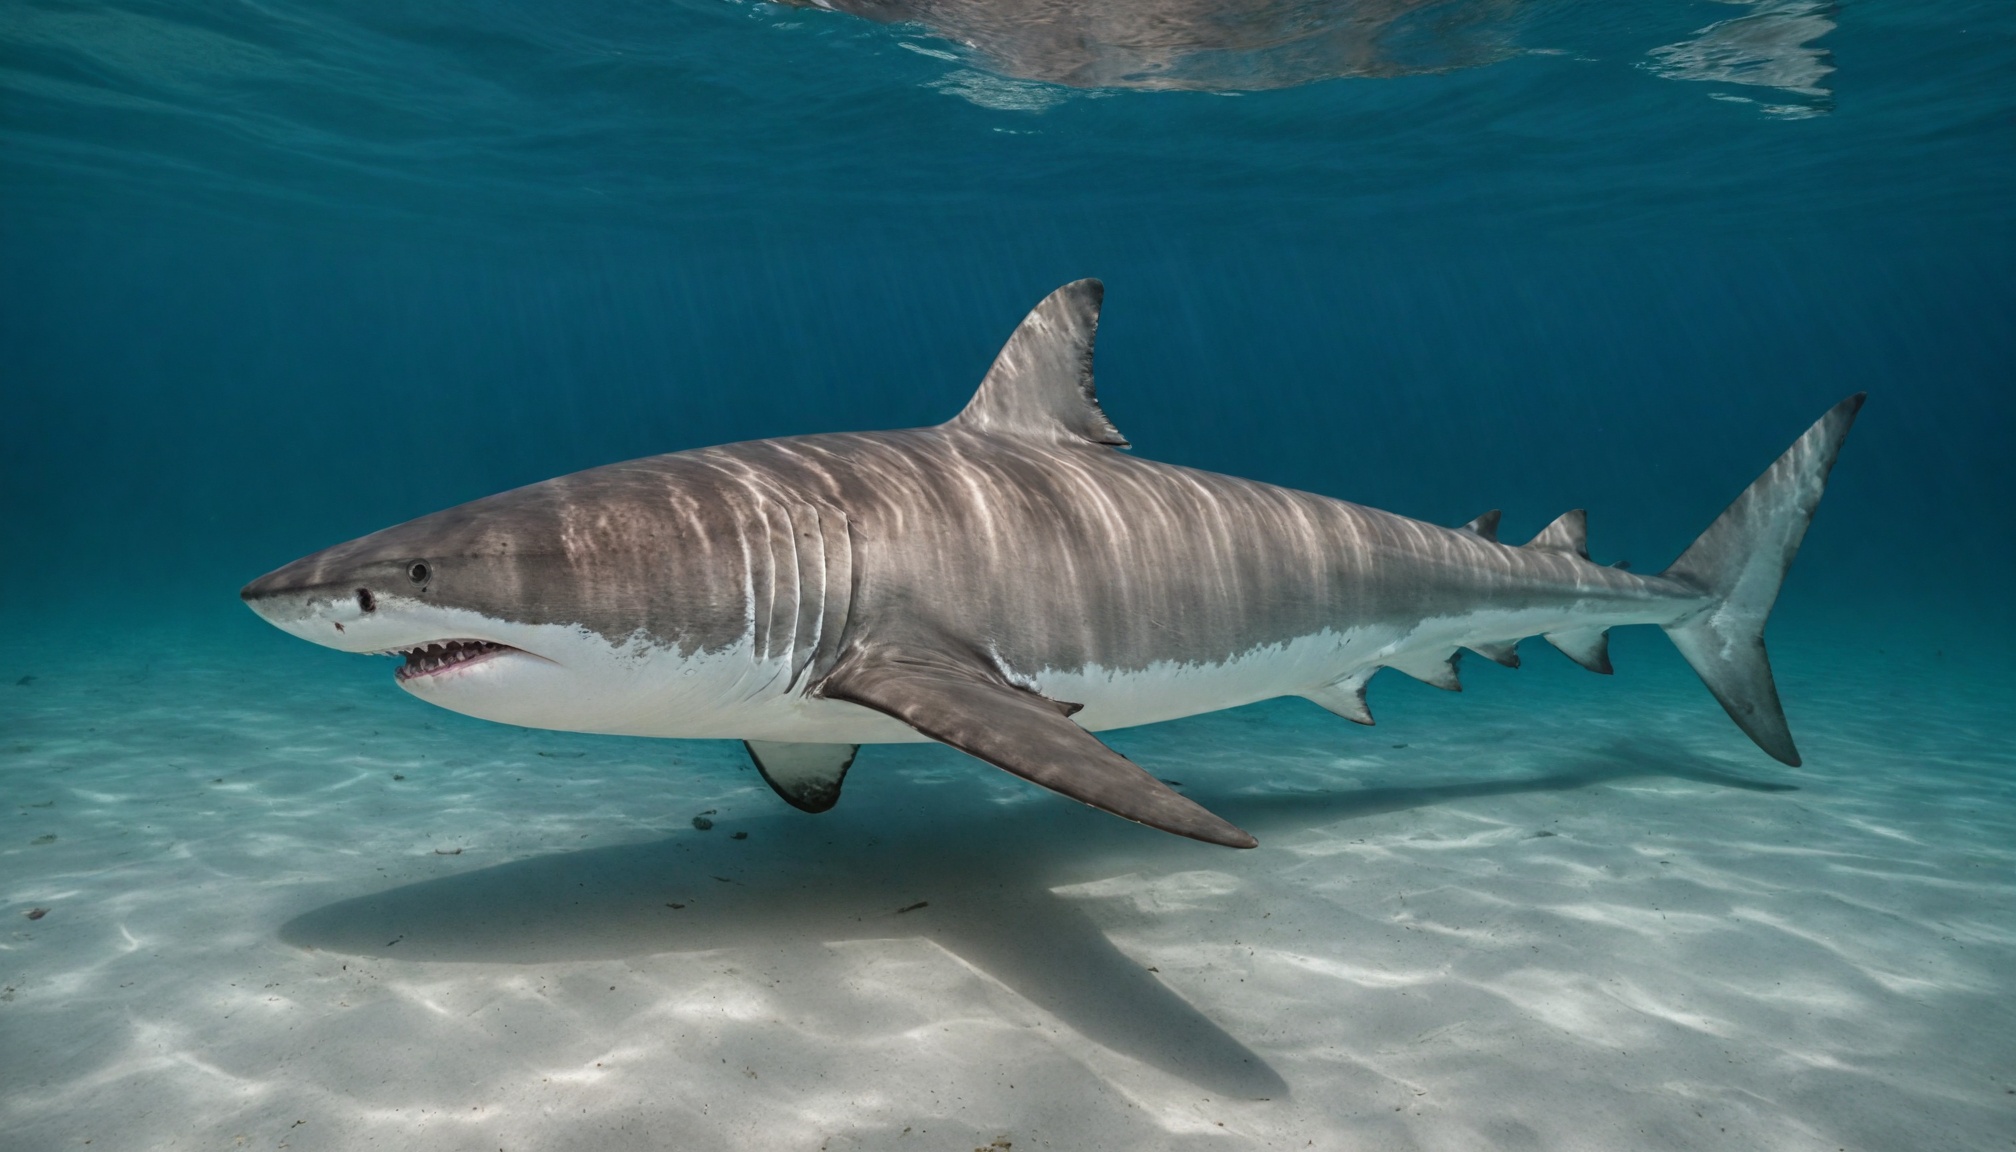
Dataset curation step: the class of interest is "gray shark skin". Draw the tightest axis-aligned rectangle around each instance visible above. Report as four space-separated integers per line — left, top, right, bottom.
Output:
776 0 1521 91
243 279 1863 850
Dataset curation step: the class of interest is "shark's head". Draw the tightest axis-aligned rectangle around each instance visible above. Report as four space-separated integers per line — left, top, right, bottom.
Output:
239 469 759 734
240 493 574 707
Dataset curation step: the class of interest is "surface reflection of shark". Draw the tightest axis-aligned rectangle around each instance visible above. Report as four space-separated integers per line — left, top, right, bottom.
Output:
781 0 1521 90
282 748 1790 1097
1646 0 1835 114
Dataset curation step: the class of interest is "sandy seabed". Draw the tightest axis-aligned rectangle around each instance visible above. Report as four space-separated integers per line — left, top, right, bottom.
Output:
3 613 2012 1152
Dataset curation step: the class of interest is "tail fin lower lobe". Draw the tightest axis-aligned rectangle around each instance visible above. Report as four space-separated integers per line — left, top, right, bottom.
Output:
1660 394 1865 766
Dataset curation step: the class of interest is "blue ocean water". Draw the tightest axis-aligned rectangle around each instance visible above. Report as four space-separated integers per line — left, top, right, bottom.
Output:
3 2 2013 1148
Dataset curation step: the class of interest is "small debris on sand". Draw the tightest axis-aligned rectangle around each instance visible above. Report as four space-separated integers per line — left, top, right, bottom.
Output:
392 774 406 781
1159 779 1184 787
730 831 748 840
1391 744 1409 749
692 816 714 831
665 902 685 910
25 908 48 920
1531 830 1557 838
433 847 462 855
31 835 56 845
897 901 929 914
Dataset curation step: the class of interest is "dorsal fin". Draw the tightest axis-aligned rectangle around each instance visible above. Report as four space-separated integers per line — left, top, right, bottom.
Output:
1458 510 1502 542
950 279 1130 448
1523 509 1589 559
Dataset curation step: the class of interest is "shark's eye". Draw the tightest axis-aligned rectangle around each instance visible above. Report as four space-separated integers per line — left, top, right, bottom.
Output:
356 588 376 613
408 561 431 584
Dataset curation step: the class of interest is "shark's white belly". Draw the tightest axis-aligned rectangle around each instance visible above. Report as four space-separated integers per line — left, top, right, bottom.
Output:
644 600 1686 741
353 591 1695 745
1034 598 1689 732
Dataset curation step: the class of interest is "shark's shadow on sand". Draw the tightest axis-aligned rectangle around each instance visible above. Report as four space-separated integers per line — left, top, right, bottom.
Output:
282 745 1791 1098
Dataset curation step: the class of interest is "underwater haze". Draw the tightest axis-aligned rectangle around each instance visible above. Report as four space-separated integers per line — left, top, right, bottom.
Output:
3 1 2014 1149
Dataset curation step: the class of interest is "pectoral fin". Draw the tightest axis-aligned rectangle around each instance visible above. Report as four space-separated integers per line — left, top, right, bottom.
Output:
814 645 1257 848
744 740 859 813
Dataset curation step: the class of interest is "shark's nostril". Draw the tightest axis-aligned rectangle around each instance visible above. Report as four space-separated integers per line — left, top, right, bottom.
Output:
357 588 376 613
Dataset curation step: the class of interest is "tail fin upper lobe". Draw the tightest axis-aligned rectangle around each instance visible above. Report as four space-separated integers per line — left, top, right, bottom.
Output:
1660 394 1865 766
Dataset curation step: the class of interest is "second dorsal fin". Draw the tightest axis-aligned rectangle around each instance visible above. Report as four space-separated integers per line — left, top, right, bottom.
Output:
1457 510 1502 542
1523 509 1589 559
950 279 1130 448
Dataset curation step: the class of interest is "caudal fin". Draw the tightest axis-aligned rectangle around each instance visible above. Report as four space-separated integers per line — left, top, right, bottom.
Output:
1660 394 1865 766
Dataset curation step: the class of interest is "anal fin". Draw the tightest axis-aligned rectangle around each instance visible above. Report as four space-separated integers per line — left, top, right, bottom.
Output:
745 740 859 813
1467 639 1521 668
1543 628 1613 675
1302 672 1374 724
814 644 1255 848
1386 648 1462 691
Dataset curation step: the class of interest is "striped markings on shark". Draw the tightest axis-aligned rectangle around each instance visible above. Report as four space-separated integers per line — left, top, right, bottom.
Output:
242 280 1862 849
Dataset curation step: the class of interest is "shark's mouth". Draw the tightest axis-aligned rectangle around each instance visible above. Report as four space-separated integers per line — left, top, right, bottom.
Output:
393 639 517 682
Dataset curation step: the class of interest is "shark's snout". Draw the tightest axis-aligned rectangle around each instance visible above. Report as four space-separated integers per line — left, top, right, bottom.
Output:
240 537 558 705
241 548 425 605
240 568 303 609
240 574 380 649
240 537 446 651
240 533 450 640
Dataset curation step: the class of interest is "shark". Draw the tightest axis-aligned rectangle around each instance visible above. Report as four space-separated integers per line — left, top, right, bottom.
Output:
242 279 1862 850
774 0 1521 91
